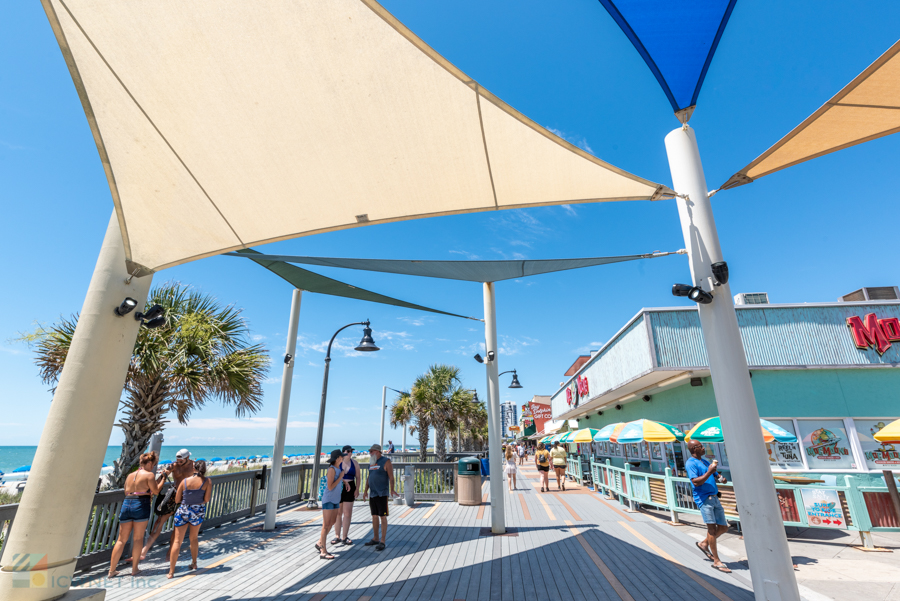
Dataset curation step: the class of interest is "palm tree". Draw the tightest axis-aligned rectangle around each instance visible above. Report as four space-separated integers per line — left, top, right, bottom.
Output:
389 390 431 461
28 282 269 487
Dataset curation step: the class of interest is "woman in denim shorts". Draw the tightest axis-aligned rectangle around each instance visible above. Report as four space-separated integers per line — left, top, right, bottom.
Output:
316 450 346 560
167 461 211 578
109 452 163 578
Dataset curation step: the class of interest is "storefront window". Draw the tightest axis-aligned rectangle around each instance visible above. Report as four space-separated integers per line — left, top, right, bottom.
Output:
650 443 663 461
609 442 620 456
764 419 804 469
797 419 856 470
855 419 900 470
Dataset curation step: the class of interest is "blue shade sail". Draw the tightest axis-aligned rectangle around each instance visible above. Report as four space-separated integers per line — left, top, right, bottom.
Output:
598 0 737 118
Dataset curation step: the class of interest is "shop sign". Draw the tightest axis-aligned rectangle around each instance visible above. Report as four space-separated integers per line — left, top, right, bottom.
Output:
846 313 900 355
799 488 846 529
769 441 803 467
803 427 850 462
508 426 520 432
857 420 900 469
566 376 590 406
521 403 533 417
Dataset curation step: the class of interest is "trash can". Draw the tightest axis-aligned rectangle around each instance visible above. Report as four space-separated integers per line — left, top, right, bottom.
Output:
457 457 482 506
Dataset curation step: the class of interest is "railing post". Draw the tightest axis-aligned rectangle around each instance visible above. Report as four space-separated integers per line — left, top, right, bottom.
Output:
622 463 632 509
249 471 260 517
664 467 681 525
846 475 875 548
404 465 415 507
606 460 616 500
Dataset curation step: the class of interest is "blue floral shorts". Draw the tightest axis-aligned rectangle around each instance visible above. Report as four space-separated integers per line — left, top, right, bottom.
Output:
173 503 206 527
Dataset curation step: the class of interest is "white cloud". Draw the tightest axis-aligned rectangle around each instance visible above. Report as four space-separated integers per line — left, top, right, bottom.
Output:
449 250 480 260
398 316 427 327
546 127 594 154
251 334 267 342
560 205 577 216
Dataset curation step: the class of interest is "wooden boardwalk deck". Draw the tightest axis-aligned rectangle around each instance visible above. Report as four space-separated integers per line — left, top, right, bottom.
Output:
72 466 757 601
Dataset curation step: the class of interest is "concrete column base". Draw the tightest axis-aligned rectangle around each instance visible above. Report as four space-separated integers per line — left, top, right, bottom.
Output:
55 589 106 601
0 560 89 601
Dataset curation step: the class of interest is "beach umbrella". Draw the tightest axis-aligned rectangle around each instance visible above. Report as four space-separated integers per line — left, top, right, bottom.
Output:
615 420 685 444
196 458 207 462
12 466 31 473
593 423 626 442
236 456 247 460
571 428 601 443
872 418 900 445
262 455 269 458
159 460 172 465
226 456 235 460
101 463 108 467
211 457 223 462
559 431 578 443
686 417 797 443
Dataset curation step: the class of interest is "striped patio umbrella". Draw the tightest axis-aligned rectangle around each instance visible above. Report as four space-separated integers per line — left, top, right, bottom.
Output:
686 417 797 443
593 423 627 442
571 428 601 443
558 431 577 443
615 419 685 444
873 418 900 445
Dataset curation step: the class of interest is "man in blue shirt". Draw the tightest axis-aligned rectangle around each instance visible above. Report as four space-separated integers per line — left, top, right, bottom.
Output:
686 440 731 573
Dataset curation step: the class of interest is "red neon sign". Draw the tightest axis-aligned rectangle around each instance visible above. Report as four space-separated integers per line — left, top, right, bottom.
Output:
846 313 900 355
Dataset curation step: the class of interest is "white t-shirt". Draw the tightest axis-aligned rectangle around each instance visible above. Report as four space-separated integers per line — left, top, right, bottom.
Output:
517 446 525 457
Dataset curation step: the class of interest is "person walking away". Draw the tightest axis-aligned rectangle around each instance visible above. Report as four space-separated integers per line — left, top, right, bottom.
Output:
167 461 212 577
550 442 567 491
504 446 518 491
686 440 731 573
387 440 395 454
333 445 360 545
109 452 162 577
517 444 526 466
316 450 346 560
143 448 194 559
362 444 397 551
535 443 551 492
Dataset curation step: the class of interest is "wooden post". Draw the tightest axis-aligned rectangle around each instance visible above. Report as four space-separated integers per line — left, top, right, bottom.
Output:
249 471 260 517
883 470 900 524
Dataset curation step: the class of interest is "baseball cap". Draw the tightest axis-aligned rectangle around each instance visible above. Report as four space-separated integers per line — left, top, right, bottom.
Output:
341 445 355 454
328 449 343 465
369 444 382 453
176 449 191 460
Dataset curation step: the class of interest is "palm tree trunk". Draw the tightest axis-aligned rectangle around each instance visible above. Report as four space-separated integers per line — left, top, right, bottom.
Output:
416 419 429 462
434 422 447 462
111 379 168 488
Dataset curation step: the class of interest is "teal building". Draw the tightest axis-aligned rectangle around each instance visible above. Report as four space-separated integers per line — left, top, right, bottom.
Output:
550 291 900 477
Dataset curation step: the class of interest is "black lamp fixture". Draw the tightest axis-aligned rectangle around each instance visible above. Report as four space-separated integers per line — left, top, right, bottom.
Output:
690 377 703 387
473 353 484 364
354 322 380 351
642 395 651 403
597 410 603 416
499 369 523 389
134 304 166 329
114 297 138 317
615 404 622 410
672 283 713 304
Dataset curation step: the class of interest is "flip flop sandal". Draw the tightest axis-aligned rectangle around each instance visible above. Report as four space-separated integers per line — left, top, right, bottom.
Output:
331 538 342 545
695 541 713 561
315 543 321 551
343 538 353 545
320 553 336 560
376 543 386 551
711 564 732 573
364 540 379 546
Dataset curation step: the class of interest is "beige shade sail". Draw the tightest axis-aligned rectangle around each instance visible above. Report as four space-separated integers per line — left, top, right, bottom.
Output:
43 0 673 276
722 38 900 190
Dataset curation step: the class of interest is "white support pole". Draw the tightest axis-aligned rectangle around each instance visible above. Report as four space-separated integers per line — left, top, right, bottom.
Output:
402 425 407 452
665 125 800 601
0 213 152 600
380 385 387 450
264 288 302 531
483 282 505 534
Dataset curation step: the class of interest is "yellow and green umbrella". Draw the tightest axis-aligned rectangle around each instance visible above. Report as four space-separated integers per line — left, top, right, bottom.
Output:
614 419 685 444
570 428 601 443
686 417 797 443
873 418 900 445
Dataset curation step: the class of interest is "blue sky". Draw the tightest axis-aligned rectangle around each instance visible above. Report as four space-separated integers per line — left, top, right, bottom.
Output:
2 1 899 447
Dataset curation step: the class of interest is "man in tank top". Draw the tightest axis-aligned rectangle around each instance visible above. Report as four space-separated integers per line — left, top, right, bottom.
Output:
361 444 397 551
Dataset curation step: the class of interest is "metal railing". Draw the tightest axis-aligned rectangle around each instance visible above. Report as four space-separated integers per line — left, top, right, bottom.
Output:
0 461 457 569
590 458 900 548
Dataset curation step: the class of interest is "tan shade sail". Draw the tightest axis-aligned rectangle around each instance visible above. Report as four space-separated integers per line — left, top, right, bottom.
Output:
43 0 673 276
722 39 900 190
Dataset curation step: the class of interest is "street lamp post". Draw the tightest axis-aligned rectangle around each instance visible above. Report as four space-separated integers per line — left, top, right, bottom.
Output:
383 387 406 451
307 321 380 509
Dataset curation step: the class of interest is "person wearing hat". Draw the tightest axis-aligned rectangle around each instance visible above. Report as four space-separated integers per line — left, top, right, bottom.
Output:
316 449 347 560
332 445 360 546
142 448 193 560
361 444 397 551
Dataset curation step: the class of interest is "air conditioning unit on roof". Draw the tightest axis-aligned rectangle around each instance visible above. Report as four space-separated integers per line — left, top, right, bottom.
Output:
734 292 769 305
840 287 900 302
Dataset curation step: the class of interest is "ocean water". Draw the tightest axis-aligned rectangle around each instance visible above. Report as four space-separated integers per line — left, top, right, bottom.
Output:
0 445 373 475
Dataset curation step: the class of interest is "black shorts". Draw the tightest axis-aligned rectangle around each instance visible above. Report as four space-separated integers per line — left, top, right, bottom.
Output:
155 488 177 516
553 464 566 471
369 495 389 517
341 481 357 503
537 465 549 472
